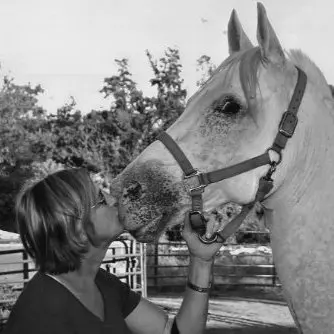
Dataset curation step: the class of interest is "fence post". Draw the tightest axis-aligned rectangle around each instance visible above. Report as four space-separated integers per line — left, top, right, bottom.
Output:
111 247 116 274
141 243 147 298
130 240 136 289
272 265 277 286
154 243 159 290
123 241 130 286
22 250 29 287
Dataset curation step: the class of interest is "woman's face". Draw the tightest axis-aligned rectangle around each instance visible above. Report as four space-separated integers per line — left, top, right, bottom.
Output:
90 186 123 243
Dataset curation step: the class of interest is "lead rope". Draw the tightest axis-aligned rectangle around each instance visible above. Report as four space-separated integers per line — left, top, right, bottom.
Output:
208 163 276 244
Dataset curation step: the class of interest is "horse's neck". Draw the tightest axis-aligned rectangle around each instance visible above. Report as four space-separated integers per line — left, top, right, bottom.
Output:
263 99 334 332
269 109 334 236
266 92 334 224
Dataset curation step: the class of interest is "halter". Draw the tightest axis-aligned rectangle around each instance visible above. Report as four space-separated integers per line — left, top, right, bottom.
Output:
157 66 307 244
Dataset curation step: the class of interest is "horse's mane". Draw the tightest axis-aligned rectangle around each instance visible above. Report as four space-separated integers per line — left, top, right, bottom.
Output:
288 49 332 99
239 47 333 101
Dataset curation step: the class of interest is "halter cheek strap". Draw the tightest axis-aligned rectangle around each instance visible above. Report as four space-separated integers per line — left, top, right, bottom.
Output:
157 66 307 244
158 131 273 243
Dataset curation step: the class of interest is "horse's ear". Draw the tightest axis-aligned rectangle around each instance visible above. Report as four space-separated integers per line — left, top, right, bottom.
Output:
228 9 253 54
256 2 285 65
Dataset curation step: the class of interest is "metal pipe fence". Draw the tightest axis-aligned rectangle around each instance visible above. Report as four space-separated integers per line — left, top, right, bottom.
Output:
146 234 279 293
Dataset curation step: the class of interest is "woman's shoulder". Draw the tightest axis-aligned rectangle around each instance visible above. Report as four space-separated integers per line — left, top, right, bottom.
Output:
97 268 141 317
96 268 122 286
7 272 70 318
96 268 133 298
3 273 70 333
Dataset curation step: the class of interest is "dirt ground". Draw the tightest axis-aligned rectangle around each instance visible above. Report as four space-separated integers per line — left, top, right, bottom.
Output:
149 288 298 333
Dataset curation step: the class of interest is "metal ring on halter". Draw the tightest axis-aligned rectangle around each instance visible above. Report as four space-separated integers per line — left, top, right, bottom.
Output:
266 147 282 165
198 233 219 244
189 210 206 220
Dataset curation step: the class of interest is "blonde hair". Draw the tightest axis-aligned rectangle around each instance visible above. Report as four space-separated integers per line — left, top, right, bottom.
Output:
16 168 99 274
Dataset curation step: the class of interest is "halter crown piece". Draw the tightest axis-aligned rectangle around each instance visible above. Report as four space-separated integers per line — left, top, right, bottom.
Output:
157 66 307 244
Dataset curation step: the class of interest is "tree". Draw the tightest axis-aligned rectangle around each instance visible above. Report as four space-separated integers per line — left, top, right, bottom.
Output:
0 76 46 174
99 49 188 175
196 55 217 87
42 97 89 167
99 58 151 174
0 76 49 232
143 48 187 143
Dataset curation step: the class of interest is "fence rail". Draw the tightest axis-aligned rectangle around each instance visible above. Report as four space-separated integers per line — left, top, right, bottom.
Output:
146 237 280 292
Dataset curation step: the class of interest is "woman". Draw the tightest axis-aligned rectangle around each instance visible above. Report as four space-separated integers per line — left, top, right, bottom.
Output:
3 168 223 334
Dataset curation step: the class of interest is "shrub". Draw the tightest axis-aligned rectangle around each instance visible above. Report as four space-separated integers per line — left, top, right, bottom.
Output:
0 284 19 324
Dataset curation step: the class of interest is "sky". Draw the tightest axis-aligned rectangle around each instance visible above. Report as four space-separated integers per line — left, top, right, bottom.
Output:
0 0 333 114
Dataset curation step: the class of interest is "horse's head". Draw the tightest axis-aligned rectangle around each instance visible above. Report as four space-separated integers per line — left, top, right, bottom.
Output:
111 3 316 242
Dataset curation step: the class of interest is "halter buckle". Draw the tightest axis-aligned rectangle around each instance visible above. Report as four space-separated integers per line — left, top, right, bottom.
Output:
184 170 206 194
279 111 298 138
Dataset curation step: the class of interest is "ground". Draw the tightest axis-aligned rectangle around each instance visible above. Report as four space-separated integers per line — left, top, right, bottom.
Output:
149 288 298 333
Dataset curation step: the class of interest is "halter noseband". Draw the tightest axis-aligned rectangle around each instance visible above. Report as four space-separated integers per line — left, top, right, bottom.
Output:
157 66 307 244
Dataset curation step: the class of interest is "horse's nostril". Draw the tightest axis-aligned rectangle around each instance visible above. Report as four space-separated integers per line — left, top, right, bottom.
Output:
123 181 144 201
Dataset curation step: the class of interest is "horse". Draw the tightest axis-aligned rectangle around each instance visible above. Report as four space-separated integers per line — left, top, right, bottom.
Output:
110 3 334 333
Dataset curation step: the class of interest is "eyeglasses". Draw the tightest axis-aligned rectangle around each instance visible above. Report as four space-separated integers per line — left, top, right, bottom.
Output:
91 189 107 209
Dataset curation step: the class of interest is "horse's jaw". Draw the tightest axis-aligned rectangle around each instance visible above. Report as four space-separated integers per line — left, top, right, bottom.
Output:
127 209 188 243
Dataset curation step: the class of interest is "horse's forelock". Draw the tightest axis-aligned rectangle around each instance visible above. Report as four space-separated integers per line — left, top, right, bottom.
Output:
239 47 262 104
187 47 261 108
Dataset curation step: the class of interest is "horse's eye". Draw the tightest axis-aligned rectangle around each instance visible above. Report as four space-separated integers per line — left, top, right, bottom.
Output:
213 96 241 115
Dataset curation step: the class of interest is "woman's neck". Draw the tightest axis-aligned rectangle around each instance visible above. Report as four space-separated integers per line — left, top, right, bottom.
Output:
53 242 110 289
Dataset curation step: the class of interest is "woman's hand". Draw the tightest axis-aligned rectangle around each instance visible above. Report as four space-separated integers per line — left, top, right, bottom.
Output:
181 211 223 262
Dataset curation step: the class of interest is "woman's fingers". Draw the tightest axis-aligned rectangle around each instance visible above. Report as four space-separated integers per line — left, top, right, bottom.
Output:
182 211 224 261
181 212 196 240
181 212 191 233
203 213 220 240
182 211 222 243
182 211 221 239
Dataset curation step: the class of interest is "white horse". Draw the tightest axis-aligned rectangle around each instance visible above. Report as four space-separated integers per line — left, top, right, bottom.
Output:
110 3 334 333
